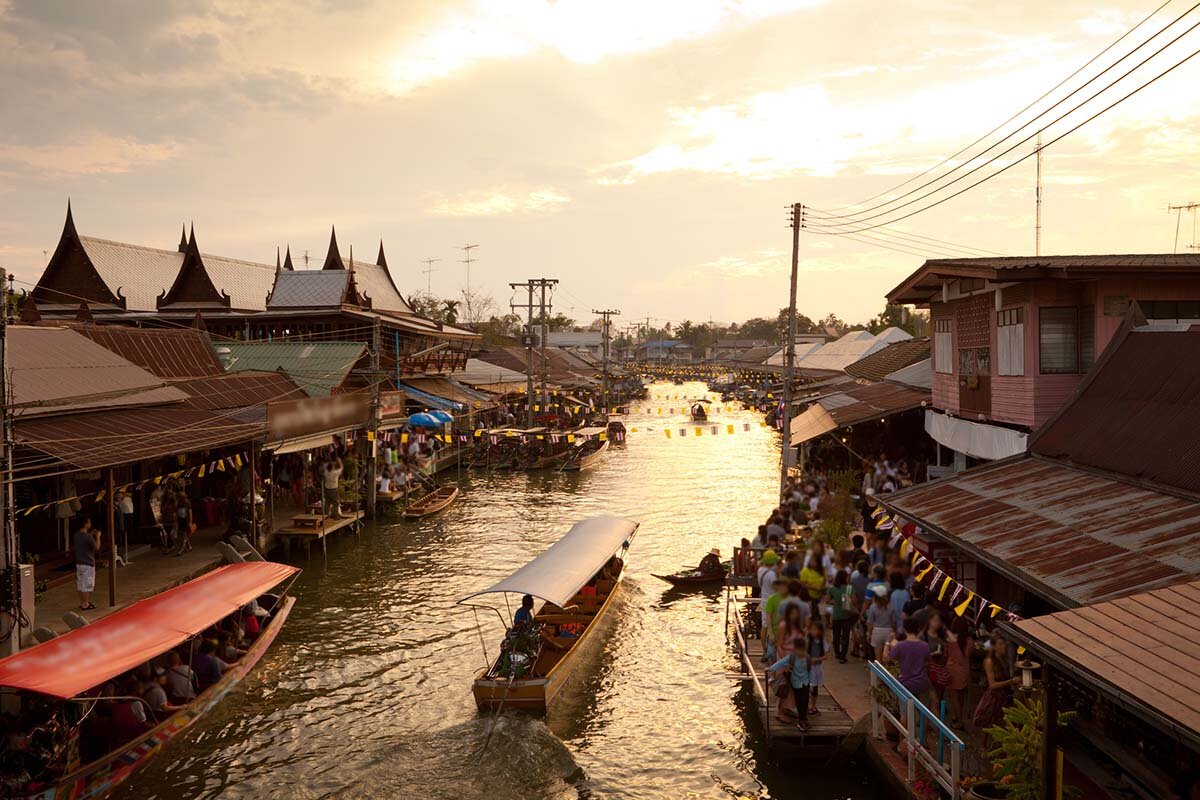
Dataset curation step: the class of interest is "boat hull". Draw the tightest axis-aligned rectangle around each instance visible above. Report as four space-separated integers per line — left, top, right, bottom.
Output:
471 578 622 714
401 486 459 518
26 596 296 800
562 440 609 471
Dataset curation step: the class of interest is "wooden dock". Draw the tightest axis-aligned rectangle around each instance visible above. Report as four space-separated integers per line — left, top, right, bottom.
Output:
731 601 856 750
274 510 364 556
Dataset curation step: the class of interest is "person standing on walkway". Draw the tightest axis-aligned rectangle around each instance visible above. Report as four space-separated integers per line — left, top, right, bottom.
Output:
74 517 100 611
757 550 781 660
945 616 972 728
865 585 895 661
805 620 828 715
828 569 854 663
322 457 344 519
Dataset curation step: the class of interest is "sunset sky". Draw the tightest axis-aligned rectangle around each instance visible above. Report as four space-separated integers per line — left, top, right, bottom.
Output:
1 0 1198 328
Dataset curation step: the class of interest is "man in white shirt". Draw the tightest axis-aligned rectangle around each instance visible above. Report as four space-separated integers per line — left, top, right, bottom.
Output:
757 549 781 660
322 457 344 519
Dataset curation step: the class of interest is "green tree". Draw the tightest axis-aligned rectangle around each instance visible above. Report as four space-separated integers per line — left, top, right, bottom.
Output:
867 303 929 336
531 312 576 332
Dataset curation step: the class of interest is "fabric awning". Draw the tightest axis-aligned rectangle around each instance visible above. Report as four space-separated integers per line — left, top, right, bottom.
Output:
457 515 639 608
924 410 1027 461
790 381 929 446
400 383 461 411
266 432 335 455
0 562 299 699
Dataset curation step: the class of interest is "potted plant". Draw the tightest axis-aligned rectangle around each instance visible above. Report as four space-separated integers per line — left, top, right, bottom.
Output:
980 693 1078 800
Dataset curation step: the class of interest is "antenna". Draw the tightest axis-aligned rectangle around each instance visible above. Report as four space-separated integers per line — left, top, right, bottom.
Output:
1168 202 1199 253
421 257 440 295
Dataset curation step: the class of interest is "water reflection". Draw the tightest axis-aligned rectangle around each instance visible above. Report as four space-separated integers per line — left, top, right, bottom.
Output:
115 382 886 800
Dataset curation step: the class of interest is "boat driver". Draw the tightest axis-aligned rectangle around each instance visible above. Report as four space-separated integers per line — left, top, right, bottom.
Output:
513 594 535 629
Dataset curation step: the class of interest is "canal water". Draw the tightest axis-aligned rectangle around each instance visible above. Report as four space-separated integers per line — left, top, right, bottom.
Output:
117 382 887 800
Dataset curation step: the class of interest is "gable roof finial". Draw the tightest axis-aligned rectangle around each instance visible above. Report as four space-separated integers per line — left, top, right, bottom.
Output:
323 225 343 270
63 198 77 237
376 239 388 268
283 245 294 271
179 224 188 252
276 246 282 275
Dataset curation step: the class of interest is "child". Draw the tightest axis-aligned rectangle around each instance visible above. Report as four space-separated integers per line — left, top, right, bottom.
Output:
770 643 812 732
806 620 828 714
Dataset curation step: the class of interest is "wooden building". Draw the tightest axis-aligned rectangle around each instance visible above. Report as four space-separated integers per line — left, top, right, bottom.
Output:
29 204 478 378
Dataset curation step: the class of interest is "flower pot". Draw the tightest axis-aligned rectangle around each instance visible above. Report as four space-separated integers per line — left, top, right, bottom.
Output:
966 782 1007 800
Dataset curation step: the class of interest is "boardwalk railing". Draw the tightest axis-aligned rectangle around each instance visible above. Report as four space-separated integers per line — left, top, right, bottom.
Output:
868 660 965 800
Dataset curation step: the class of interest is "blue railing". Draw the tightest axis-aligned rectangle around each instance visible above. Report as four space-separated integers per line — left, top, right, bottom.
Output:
868 660 965 799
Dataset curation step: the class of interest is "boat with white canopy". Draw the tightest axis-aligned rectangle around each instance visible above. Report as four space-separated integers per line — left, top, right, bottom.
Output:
458 515 639 713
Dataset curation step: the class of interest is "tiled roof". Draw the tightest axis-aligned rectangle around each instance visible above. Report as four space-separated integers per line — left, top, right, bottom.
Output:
8 326 188 418
845 337 931 381
70 324 224 378
219 341 366 397
789 381 929 445
335 257 414 314
267 270 351 308
78 236 275 312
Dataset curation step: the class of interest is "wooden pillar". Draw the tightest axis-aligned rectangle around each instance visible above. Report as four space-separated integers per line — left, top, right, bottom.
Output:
249 442 258 550
1042 665 1058 800
105 467 116 607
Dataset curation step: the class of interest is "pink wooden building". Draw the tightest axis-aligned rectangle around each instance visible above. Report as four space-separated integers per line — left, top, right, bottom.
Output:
888 254 1200 436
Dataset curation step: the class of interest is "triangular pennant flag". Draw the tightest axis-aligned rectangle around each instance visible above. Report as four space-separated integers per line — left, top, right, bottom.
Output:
915 562 934 581
899 538 910 558
954 590 975 618
938 574 952 601
990 603 1003 618
216 459 226 472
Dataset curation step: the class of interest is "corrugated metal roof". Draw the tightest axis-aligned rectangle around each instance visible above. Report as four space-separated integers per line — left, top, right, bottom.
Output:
267 270 350 308
794 328 913 373
219 341 365 397
16 406 260 471
401 377 492 408
884 358 932 390
1031 327 1200 495
474 347 595 386
458 358 530 387
845 337 931 381
8 326 188 418
1012 580 1200 749
789 380 929 444
70 324 224 378
882 457 1200 608
176 371 306 410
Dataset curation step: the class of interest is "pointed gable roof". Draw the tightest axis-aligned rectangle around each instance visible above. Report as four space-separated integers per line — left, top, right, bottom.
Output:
376 240 388 269
322 226 343 271
159 227 231 309
31 202 127 309
283 246 294 271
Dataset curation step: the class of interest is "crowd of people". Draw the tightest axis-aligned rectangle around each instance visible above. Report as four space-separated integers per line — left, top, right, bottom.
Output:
750 475 1018 746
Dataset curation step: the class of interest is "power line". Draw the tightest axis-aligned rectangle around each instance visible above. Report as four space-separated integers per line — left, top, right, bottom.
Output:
802 29 1200 235
824 0 1177 213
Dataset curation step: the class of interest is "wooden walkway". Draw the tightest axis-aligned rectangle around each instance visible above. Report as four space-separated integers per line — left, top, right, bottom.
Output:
274 510 364 556
732 604 856 750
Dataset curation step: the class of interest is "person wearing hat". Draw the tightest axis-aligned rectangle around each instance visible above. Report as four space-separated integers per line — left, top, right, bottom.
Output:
697 548 723 577
757 549 782 660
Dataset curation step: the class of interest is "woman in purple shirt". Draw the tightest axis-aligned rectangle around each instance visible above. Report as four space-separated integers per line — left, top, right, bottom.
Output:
889 617 931 698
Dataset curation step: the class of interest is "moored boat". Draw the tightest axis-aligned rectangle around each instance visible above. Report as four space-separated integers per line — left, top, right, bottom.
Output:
561 428 609 471
653 567 728 588
459 515 639 713
0 561 299 800
402 485 459 518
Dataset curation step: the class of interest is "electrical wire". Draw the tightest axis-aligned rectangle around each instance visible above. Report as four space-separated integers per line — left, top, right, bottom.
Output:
823 0 1177 213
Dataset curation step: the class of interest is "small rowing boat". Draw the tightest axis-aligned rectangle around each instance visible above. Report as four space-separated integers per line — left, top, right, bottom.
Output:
0 562 299 800
460 515 639 713
561 428 609 471
653 568 727 588
402 485 459 518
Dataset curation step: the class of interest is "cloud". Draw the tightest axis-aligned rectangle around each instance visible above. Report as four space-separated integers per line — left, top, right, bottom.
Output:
0 134 181 175
427 187 571 216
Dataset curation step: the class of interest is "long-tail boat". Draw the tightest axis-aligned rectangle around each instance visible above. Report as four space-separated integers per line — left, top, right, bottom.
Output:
401 485 459 518
459 515 639 713
0 562 299 799
561 427 609 471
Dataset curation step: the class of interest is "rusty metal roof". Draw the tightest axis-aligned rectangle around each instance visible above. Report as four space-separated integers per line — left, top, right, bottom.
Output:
888 253 1200 305
1011 579 1200 750
790 380 929 445
16 406 261 472
176 371 306 410
1031 326 1200 496
882 457 1200 609
845 337 931 381
8 326 188 418
69 324 225 378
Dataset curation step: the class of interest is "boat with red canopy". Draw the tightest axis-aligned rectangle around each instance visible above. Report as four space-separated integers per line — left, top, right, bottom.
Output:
0 561 299 799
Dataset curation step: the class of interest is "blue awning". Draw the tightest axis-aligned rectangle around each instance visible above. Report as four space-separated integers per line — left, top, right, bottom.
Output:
399 382 464 411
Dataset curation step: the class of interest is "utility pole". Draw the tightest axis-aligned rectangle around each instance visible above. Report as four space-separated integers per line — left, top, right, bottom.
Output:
366 317 381 517
1035 131 1043 257
537 280 557 413
421 258 440 295
1 269 19 656
592 308 620 412
1169 202 1199 253
780 204 803 497
460 244 478 320
510 281 537 427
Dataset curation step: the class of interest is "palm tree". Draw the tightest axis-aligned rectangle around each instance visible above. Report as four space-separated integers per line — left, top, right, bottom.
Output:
441 299 460 324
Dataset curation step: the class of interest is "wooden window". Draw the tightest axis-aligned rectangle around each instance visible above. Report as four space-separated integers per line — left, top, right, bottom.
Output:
997 307 1024 376
933 318 953 373
958 277 985 293
1039 306 1094 374
1140 299 1200 321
